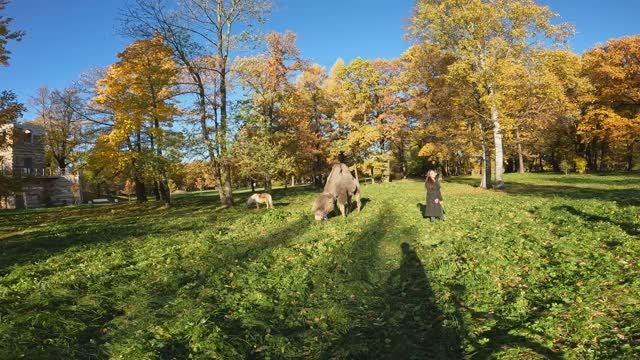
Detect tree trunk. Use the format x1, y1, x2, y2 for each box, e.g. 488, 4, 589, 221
153, 181, 161, 201
515, 127, 525, 174
159, 180, 170, 203
251, 180, 255, 193
490, 103, 505, 188
479, 122, 492, 189
551, 152, 560, 173
134, 178, 147, 203
627, 142, 635, 171
399, 139, 407, 179
264, 177, 272, 193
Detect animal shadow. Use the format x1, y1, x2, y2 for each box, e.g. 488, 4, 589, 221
417, 203, 426, 218
351, 197, 371, 212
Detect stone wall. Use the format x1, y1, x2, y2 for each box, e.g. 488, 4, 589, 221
0, 175, 81, 209
47, 175, 81, 206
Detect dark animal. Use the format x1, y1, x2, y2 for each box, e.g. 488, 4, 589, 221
312, 163, 361, 220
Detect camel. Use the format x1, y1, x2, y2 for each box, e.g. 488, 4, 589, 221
312, 163, 361, 220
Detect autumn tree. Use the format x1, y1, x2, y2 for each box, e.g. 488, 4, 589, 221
409, 0, 572, 187
231, 122, 294, 193
0, 90, 24, 200
327, 57, 412, 182
181, 160, 216, 191
30, 86, 85, 172
235, 31, 306, 190
0, 89, 24, 131
92, 35, 179, 203
122, 0, 271, 207
284, 63, 332, 185
403, 43, 492, 183
581, 35, 640, 171
0, 0, 23, 66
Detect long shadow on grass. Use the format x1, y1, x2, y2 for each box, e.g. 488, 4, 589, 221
447, 177, 640, 207
551, 175, 640, 187
0, 214, 314, 359
325, 208, 462, 359
553, 205, 639, 238
137, 216, 315, 351
448, 285, 563, 359
0, 204, 217, 276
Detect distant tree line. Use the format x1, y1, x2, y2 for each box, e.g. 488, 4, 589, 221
2, 0, 639, 205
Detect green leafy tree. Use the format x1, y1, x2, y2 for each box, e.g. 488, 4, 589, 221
0, 0, 23, 66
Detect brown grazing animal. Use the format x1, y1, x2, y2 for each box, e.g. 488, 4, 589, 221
311, 193, 336, 221
247, 193, 273, 209
312, 163, 361, 219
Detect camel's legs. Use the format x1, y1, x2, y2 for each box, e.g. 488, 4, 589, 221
337, 202, 346, 217
355, 192, 362, 212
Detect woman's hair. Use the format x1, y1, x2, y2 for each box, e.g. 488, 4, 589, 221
426, 170, 437, 184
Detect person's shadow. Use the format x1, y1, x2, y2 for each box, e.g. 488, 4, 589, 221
380, 242, 462, 358
327, 242, 463, 358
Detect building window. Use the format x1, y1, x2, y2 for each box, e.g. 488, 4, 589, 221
23, 130, 32, 144
23, 157, 33, 169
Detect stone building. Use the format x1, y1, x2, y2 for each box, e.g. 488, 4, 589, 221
0, 122, 81, 209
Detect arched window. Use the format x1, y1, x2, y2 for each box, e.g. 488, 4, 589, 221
23, 129, 33, 144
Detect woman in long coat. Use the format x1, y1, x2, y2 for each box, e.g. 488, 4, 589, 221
424, 170, 444, 222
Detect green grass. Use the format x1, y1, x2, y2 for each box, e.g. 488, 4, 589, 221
1, 173, 639, 359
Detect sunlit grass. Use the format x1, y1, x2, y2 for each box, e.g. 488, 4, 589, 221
1, 173, 639, 359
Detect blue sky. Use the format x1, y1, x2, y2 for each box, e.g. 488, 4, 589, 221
1, 0, 639, 119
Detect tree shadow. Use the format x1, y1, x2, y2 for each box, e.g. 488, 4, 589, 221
446, 176, 640, 207
552, 205, 639, 237
327, 241, 463, 359
0, 212, 314, 359
551, 175, 640, 187
449, 284, 563, 360
500, 182, 640, 207
446, 177, 480, 188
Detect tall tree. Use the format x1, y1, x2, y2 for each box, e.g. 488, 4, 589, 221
0, 90, 25, 202
92, 35, 179, 203
0, 89, 23, 129
409, 0, 572, 187
0, 0, 23, 66
122, 0, 271, 206
286, 63, 332, 185
30, 86, 85, 172
235, 31, 306, 190
581, 35, 640, 171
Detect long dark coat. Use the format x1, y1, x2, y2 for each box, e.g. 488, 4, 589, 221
424, 180, 443, 218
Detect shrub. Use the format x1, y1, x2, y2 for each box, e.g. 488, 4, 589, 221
560, 160, 572, 175
574, 157, 588, 174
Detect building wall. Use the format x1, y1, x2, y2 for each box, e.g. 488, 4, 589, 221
47, 175, 81, 206
0, 124, 14, 171
2, 175, 80, 209
11, 133, 46, 171
0, 123, 80, 210
0, 123, 46, 171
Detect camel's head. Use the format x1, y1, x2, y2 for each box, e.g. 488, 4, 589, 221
312, 193, 334, 221
314, 210, 328, 221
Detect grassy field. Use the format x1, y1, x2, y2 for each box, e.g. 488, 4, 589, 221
1, 173, 639, 359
